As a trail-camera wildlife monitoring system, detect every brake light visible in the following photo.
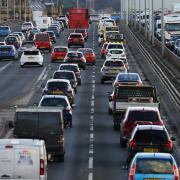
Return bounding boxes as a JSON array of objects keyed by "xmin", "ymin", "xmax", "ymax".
[
  {"xmin": 136, "ymin": 80, "xmax": 142, "ymax": 85},
  {"xmin": 129, "ymin": 140, "xmax": 137, "ymax": 149},
  {"xmin": 114, "ymin": 81, "xmax": 120, "ymax": 86},
  {"xmin": 173, "ymin": 164, "xmax": 179, "ymax": 180},
  {"xmin": 5, "ymin": 145, "xmax": 13, "ymax": 148},
  {"xmin": 165, "ymin": 140, "xmax": 173, "ymax": 150},
  {"xmin": 40, "ymin": 159, "xmax": 45, "ymax": 175},
  {"xmin": 63, "ymin": 107, "xmax": 71, "ymax": 113},
  {"xmin": 105, "ymin": 50, "xmax": 108, "ymax": 55},
  {"xmin": 75, "ymin": 72, "xmax": 80, "ymax": 77},
  {"xmin": 129, "ymin": 164, "xmax": 136, "ymax": 180},
  {"xmin": 112, "ymin": 95, "xmax": 116, "ymax": 101},
  {"xmin": 59, "ymin": 135, "xmax": 64, "ymax": 145},
  {"xmin": 80, "ymin": 38, "xmax": 84, "ymax": 42}
]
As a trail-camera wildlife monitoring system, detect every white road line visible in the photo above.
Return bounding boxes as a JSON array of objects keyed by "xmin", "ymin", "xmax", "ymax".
[
  {"xmin": 91, "ymin": 100, "xmax": 94, "ymax": 107},
  {"xmin": 90, "ymin": 133, "xmax": 94, "ymax": 139},
  {"xmin": 92, "ymin": 84, "xmax": 95, "ymax": 89},
  {"xmin": 0, "ymin": 61, "xmax": 12, "ymax": 73},
  {"xmin": 91, "ymin": 95, "xmax": 94, "ymax": 100},
  {"xmin": 88, "ymin": 173, "xmax": 93, "ymax": 180},
  {"xmin": 88, "ymin": 157, "xmax": 93, "ymax": 169},
  {"xmin": 90, "ymin": 115, "xmax": 94, "ymax": 120},
  {"xmin": 35, "ymin": 67, "xmax": 47, "ymax": 85},
  {"xmin": 89, "ymin": 150, "xmax": 94, "ymax": 154},
  {"xmin": 90, "ymin": 126, "xmax": 94, "ymax": 131},
  {"xmin": 92, "ymin": 80, "xmax": 95, "ymax": 84},
  {"xmin": 90, "ymin": 108, "xmax": 94, "ymax": 114}
]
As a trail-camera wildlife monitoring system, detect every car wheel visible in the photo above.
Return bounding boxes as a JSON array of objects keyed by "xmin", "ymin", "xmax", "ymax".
[
  {"xmin": 49, "ymin": 49, "xmax": 52, "ymax": 53},
  {"xmin": 20, "ymin": 64, "xmax": 24, "ymax": 68},
  {"xmin": 83, "ymin": 66, "xmax": 86, "ymax": 70},
  {"xmin": 101, "ymin": 79, "xmax": 104, "ymax": 84},
  {"xmin": 74, "ymin": 87, "xmax": 77, "ymax": 94},
  {"xmin": 56, "ymin": 154, "xmax": 64, "ymax": 162},
  {"xmin": 68, "ymin": 44, "xmax": 70, "ymax": 48},
  {"xmin": 78, "ymin": 80, "xmax": 81, "ymax": 86},
  {"xmin": 108, "ymin": 108, "xmax": 112, "ymax": 115},
  {"xmin": 120, "ymin": 136, "xmax": 127, "ymax": 148},
  {"xmin": 69, "ymin": 120, "xmax": 72, "ymax": 128},
  {"xmin": 113, "ymin": 123, "xmax": 119, "ymax": 131},
  {"xmin": 82, "ymin": 45, "xmax": 84, "ymax": 48}
]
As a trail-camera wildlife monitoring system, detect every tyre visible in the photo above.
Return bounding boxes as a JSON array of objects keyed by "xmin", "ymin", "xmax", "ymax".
[
  {"xmin": 69, "ymin": 120, "xmax": 72, "ymax": 128},
  {"xmin": 20, "ymin": 64, "xmax": 24, "ymax": 68},
  {"xmin": 108, "ymin": 108, "xmax": 112, "ymax": 115},
  {"xmin": 78, "ymin": 80, "xmax": 81, "ymax": 86},
  {"xmin": 82, "ymin": 45, "xmax": 84, "ymax": 48},
  {"xmin": 101, "ymin": 79, "xmax": 104, "ymax": 84},
  {"xmin": 113, "ymin": 123, "xmax": 119, "ymax": 131},
  {"xmin": 49, "ymin": 49, "xmax": 52, "ymax": 53},
  {"xmin": 68, "ymin": 44, "xmax": 70, "ymax": 48},
  {"xmin": 120, "ymin": 136, "xmax": 127, "ymax": 148},
  {"xmin": 83, "ymin": 66, "xmax": 86, "ymax": 70}
]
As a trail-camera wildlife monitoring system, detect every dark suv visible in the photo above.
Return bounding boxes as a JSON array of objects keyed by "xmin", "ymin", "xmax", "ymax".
[{"xmin": 68, "ymin": 33, "xmax": 84, "ymax": 48}]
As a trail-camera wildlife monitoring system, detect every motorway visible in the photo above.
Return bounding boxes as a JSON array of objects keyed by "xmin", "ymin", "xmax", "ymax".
[{"xmin": 0, "ymin": 22, "xmax": 180, "ymax": 180}]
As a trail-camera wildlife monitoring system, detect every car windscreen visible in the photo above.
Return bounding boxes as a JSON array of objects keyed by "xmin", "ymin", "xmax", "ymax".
[
  {"xmin": 48, "ymin": 26, "xmax": 58, "ymax": 30},
  {"xmin": 75, "ymin": 29, "xmax": 85, "ymax": 33},
  {"xmin": 0, "ymin": 47, "xmax": 12, "ymax": 52},
  {"xmin": 35, "ymin": 34, "xmax": 49, "ymax": 41},
  {"xmin": 118, "ymin": 74, "xmax": 139, "ymax": 81},
  {"xmin": 108, "ymin": 44, "xmax": 123, "ymax": 49},
  {"xmin": 54, "ymin": 48, "xmax": 67, "ymax": 52},
  {"xmin": 136, "ymin": 158, "xmax": 174, "ymax": 174},
  {"xmin": 134, "ymin": 130, "xmax": 168, "ymax": 144},
  {"xmin": 41, "ymin": 98, "xmax": 68, "ymax": 107},
  {"xmin": 53, "ymin": 72, "xmax": 74, "ymax": 80},
  {"xmin": 127, "ymin": 111, "xmax": 160, "ymax": 122},
  {"xmin": 104, "ymin": 61, "xmax": 124, "ymax": 67},
  {"xmin": 47, "ymin": 82, "xmax": 68, "ymax": 91},
  {"xmin": 70, "ymin": 34, "xmax": 82, "ymax": 38},
  {"xmin": 24, "ymin": 51, "xmax": 39, "ymax": 55},
  {"xmin": 109, "ymin": 49, "xmax": 123, "ymax": 54},
  {"xmin": 59, "ymin": 65, "xmax": 78, "ymax": 72},
  {"xmin": 67, "ymin": 52, "xmax": 82, "ymax": 58},
  {"xmin": 0, "ymin": 26, "xmax": 9, "ymax": 30},
  {"xmin": 22, "ymin": 42, "xmax": 35, "ymax": 48}
]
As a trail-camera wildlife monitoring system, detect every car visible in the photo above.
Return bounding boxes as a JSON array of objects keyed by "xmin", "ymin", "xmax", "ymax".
[
  {"xmin": 68, "ymin": 33, "xmax": 84, "ymax": 48},
  {"xmin": 38, "ymin": 95, "xmax": 73, "ymax": 128},
  {"xmin": 74, "ymin": 29, "xmax": 88, "ymax": 41},
  {"xmin": 0, "ymin": 45, "xmax": 18, "ymax": 60},
  {"xmin": 20, "ymin": 49, "xmax": 43, "ymax": 67},
  {"xmin": 8, "ymin": 34, "xmax": 22, "ymax": 46},
  {"xmin": 42, "ymin": 79, "xmax": 75, "ymax": 105},
  {"xmin": 5, "ymin": 36, "xmax": 21, "ymax": 49},
  {"xmin": 18, "ymin": 41, "xmax": 36, "ymax": 58},
  {"xmin": 165, "ymin": 35, "xmax": 180, "ymax": 50},
  {"xmin": 128, "ymin": 153, "xmax": 179, "ymax": 180},
  {"xmin": 113, "ymin": 73, "xmax": 142, "ymax": 87},
  {"xmin": 45, "ymin": 31, "xmax": 57, "ymax": 43},
  {"xmin": 52, "ymin": 70, "xmax": 78, "ymax": 93},
  {"xmin": 51, "ymin": 46, "xmax": 68, "ymax": 63},
  {"xmin": 120, "ymin": 106, "xmax": 164, "ymax": 147},
  {"xmin": 106, "ymin": 48, "xmax": 126, "ymax": 61},
  {"xmin": 174, "ymin": 38, "xmax": 180, "ymax": 55},
  {"xmin": 52, "ymin": 22, "xmax": 63, "ymax": 32},
  {"xmin": 105, "ymin": 42, "xmax": 125, "ymax": 55},
  {"xmin": 11, "ymin": 32, "xmax": 25, "ymax": 41},
  {"xmin": 57, "ymin": 18, "xmax": 68, "ymax": 28},
  {"xmin": 0, "ymin": 42, "xmax": 6, "ymax": 46},
  {"xmin": 77, "ymin": 48, "xmax": 96, "ymax": 65},
  {"xmin": 0, "ymin": 26, "xmax": 11, "ymax": 36},
  {"xmin": 127, "ymin": 125, "xmax": 175, "ymax": 164},
  {"xmin": 47, "ymin": 26, "xmax": 60, "ymax": 37},
  {"xmin": 34, "ymin": 33, "xmax": 52, "ymax": 52},
  {"xmin": 98, "ymin": 33, "xmax": 104, "ymax": 45},
  {"xmin": 100, "ymin": 60, "xmax": 127, "ymax": 84},
  {"xmin": 26, "ymin": 29, "xmax": 41, "ymax": 41},
  {"xmin": 58, "ymin": 21, "xmax": 65, "ymax": 30},
  {"xmin": 101, "ymin": 42, "xmax": 108, "ymax": 58},
  {"xmin": 21, "ymin": 21, "xmax": 34, "ymax": 32},
  {"xmin": 59, "ymin": 64, "xmax": 81, "ymax": 85},
  {"xmin": 64, "ymin": 51, "xmax": 86, "ymax": 70}
]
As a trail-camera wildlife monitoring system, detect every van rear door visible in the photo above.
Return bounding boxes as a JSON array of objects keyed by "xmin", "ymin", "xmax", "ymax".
[{"xmin": 14, "ymin": 147, "xmax": 39, "ymax": 179}]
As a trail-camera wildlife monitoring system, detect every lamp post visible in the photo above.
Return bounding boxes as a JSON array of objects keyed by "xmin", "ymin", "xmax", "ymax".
[
  {"xmin": 151, "ymin": 0, "xmax": 154, "ymax": 45},
  {"xmin": 7, "ymin": 0, "xmax": 9, "ymax": 20},
  {"xmin": 161, "ymin": 0, "xmax": 165, "ymax": 57}
]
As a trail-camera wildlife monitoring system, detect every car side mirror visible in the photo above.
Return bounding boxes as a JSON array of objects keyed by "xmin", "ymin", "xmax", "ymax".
[{"xmin": 171, "ymin": 137, "xmax": 176, "ymax": 141}]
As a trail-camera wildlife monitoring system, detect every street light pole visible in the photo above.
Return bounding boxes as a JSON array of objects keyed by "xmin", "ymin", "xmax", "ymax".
[
  {"xmin": 139, "ymin": 0, "xmax": 141, "ymax": 32},
  {"xmin": 13, "ymin": 0, "xmax": 15, "ymax": 20},
  {"xmin": 145, "ymin": 0, "xmax": 147, "ymax": 38},
  {"xmin": 161, "ymin": 0, "xmax": 165, "ymax": 57},
  {"xmin": 151, "ymin": 0, "xmax": 154, "ymax": 45},
  {"xmin": 7, "ymin": 0, "xmax": 9, "ymax": 20}
]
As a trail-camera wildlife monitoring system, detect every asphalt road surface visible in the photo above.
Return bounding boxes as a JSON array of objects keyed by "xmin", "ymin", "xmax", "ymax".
[{"xmin": 0, "ymin": 22, "xmax": 180, "ymax": 180}]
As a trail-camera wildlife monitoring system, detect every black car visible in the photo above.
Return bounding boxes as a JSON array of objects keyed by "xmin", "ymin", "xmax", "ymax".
[{"xmin": 45, "ymin": 31, "xmax": 57, "ymax": 43}]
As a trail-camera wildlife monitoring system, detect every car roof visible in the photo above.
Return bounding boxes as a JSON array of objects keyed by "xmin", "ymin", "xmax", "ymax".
[
  {"xmin": 134, "ymin": 125, "xmax": 165, "ymax": 131},
  {"xmin": 54, "ymin": 70, "xmax": 75, "ymax": 74},
  {"xmin": 68, "ymin": 51, "xmax": 83, "ymax": 54},
  {"xmin": 54, "ymin": 46, "xmax": 68, "ymax": 49},
  {"xmin": 41, "ymin": 95, "xmax": 68, "ymax": 100},
  {"xmin": 126, "ymin": 106, "xmax": 159, "ymax": 112},
  {"xmin": 134, "ymin": 152, "xmax": 174, "ymax": 159},
  {"xmin": 60, "ymin": 63, "xmax": 78, "ymax": 67},
  {"xmin": 47, "ymin": 79, "xmax": 70, "ymax": 83},
  {"xmin": 70, "ymin": 33, "xmax": 83, "ymax": 36},
  {"xmin": 0, "ymin": 45, "xmax": 14, "ymax": 48}
]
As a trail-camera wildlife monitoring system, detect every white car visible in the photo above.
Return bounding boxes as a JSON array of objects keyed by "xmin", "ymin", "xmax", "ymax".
[
  {"xmin": 12, "ymin": 32, "xmax": 25, "ymax": 41},
  {"xmin": 106, "ymin": 48, "xmax": 126, "ymax": 60},
  {"xmin": 98, "ymin": 33, "xmax": 104, "ymax": 45},
  {"xmin": 20, "ymin": 49, "xmax": 43, "ymax": 67},
  {"xmin": 21, "ymin": 21, "xmax": 34, "ymax": 32}
]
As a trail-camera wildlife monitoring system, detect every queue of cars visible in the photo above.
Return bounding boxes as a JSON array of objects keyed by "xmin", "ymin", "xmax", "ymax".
[{"xmin": 97, "ymin": 14, "xmax": 179, "ymax": 179}]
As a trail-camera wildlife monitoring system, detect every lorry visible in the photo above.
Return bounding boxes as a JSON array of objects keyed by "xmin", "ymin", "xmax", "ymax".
[
  {"xmin": 109, "ymin": 85, "xmax": 160, "ymax": 130},
  {"xmin": 13, "ymin": 106, "xmax": 65, "ymax": 162},
  {"xmin": 35, "ymin": 16, "xmax": 53, "ymax": 31},
  {"xmin": 69, "ymin": 8, "xmax": 89, "ymax": 29},
  {"xmin": 0, "ymin": 139, "xmax": 47, "ymax": 179}
]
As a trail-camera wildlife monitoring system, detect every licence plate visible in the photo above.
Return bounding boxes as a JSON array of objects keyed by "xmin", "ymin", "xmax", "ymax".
[
  {"xmin": 52, "ymin": 91, "xmax": 64, "ymax": 95},
  {"xmin": 111, "ymin": 70, "xmax": 119, "ymax": 73},
  {"xmin": 144, "ymin": 148, "xmax": 159, "ymax": 152}
]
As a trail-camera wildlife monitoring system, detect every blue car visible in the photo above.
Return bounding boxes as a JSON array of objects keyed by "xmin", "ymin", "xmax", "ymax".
[
  {"xmin": 47, "ymin": 26, "xmax": 60, "ymax": 37},
  {"xmin": 0, "ymin": 26, "xmax": 11, "ymax": 36},
  {"xmin": 0, "ymin": 45, "xmax": 18, "ymax": 60},
  {"xmin": 128, "ymin": 153, "xmax": 179, "ymax": 180}
]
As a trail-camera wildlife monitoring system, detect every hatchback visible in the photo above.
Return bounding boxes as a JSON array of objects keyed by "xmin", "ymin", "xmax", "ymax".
[
  {"xmin": 106, "ymin": 48, "xmax": 126, "ymax": 61},
  {"xmin": 74, "ymin": 29, "xmax": 88, "ymax": 41},
  {"xmin": 0, "ymin": 45, "xmax": 18, "ymax": 60},
  {"xmin": 64, "ymin": 51, "xmax": 86, "ymax": 70},
  {"xmin": 128, "ymin": 153, "xmax": 179, "ymax": 180},
  {"xmin": 45, "ymin": 31, "xmax": 56, "ymax": 43},
  {"xmin": 47, "ymin": 26, "xmax": 60, "ymax": 37},
  {"xmin": 38, "ymin": 95, "xmax": 73, "ymax": 128},
  {"xmin": 105, "ymin": 42, "xmax": 125, "ymax": 55},
  {"xmin": 51, "ymin": 46, "xmax": 68, "ymax": 63},
  {"xmin": 5, "ymin": 36, "xmax": 20, "ymax": 49},
  {"xmin": 59, "ymin": 64, "xmax": 81, "ymax": 85},
  {"xmin": 68, "ymin": 33, "xmax": 84, "ymax": 48},
  {"xmin": 0, "ymin": 26, "xmax": 11, "ymax": 36}
]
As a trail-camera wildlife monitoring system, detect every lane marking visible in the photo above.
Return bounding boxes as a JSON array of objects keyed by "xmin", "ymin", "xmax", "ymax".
[
  {"xmin": 35, "ymin": 67, "xmax": 47, "ymax": 85},
  {"xmin": 90, "ymin": 133, "xmax": 94, "ymax": 139},
  {"xmin": 0, "ymin": 61, "xmax": 13, "ymax": 73},
  {"xmin": 91, "ymin": 100, "xmax": 94, "ymax": 107},
  {"xmin": 91, "ymin": 94, "xmax": 94, "ymax": 100},
  {"xmin": 90, "ymin": 108, "xmax": 94, "ymax": 114},
  {"xmin": 90, "ymin": 126, "xmax": 94, "ymax": 131},
  {"xmin": 89, "ymin": 150, "xmax": 94, "ymax": 154},
  {"xmin": 88, "ymin": 173, "xmax": 93, "ymax": 180},
  {"xmin": 88, "ymin": 157, "xmax": 93, "ymax": 169}
]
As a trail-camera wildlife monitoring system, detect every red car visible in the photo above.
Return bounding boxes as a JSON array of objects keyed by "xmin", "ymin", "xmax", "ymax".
[
  {"xmin": 51, "ymin": 46, "xmax": 68, "ymax": 63},
  {"xmin": 77, "ymin": 48, "xmax": 96, "ymax": 65},
  {"xmin": 68, "ymin": 33, "xmax": 84, "ymax": 48},
  {"xmin": 101, "ymin": 42, "xmax": 108, "ymax": 59},
  {"xmin": 74, "ymin": 29, "xmax": 88, "ymax": 41},
  {"xmin": 34, "ymin": 33, "xmax": 52, "ymax": 52},
  {"xmin": 120, "ymin": 106, "xmax": 164, "ymax": 148}
]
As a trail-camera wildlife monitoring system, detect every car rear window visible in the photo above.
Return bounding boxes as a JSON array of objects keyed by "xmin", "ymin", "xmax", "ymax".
[
  {"xmin": 118, "ymin": 74, "xmax": 139, "ymax": 81},
  {"xmin": 0, "ymin": 26, "xmax": 9, "ymax": 30},
  {"xmin": 0, "ymin": 47, "xmax": 12, "ymax": 52},
  {"xmin": 46, "ymin": 32, "xmax": 54, "ymax": 36},
  {"xmin": 35, "ymin": 34, "xmax": 49, "ymax": 41},
  {"xmin": 67, "ymin": 52, "xmax": 82, "ymax": 58},
  {"xmin": 75, "ymin": 29, "xmax": 85, "ymax": 33},
  {"xmin": 108, "ymin": 44, "xmax": 123, "ymax": 49},
  {"xmin": 104, "ymin": 61, "xmax": 124, "ymax": 67},
  {"xmin": 47, "ymin": 82, "xmax": 68, "ymax": 91},
  {"xmin": 53, "ymin": 72, "xmax": 74, "ymax": 80},
  {"xmin": 136, "ymin": 158, "xmax": 174, "ymax": 174},
  {"xmin": 41, "ymin": 98, "xmax": 68, "ymax": 107},
  {"xmin": 6, "ymin": 37, "xmax": 16, "ymax": 41},
  {"xmin": 24, "ymin": 51, "xmax": 39, "ymax": 55},
  {"xmin": 48, "ymin": 26, "xmax": 58, "ymax": 30},
  {"xmin": 70, "ymin": 34, "xmax": 82, "ymax": 38},
  {"xmin": 127, "ymin": 111, "xmax": 160, "ymax": 122},
  {"xmin": 59, "ymin": 65, "xmax": 78, "ymax": 72},
  {"xmin": 109, "ymin": 49, "xmax": 123, "ymax": 54},
  {"xmin": 133, "ymin": 130, "xmax": 168, "ymax": 144},
  {"xmin": 54, "ymin": 48, "xmax": 67, "ymax": 52},
  {"xmin": 22, "ymin": 42, "xmax": 35, "ymax": 48},
  {"xmin": 23, "ymin": 23, "xmax": 32, "ymax": 26}
]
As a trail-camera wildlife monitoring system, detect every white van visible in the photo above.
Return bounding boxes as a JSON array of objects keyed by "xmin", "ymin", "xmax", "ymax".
[
  {"xmin": 35, "ymin": 16, "xmax": 53, "ymax": 31},
  {"xmin": 0, "ymin": 139, "xmax": 47, "ymax": 180}
]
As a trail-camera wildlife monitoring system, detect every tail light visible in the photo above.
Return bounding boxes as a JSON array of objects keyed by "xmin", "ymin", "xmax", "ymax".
[
  {"xmin": 59, "ymin": 135, "xmax": 64, "ymax": 145},
  {"xmin": 129, "ymin": 164, "xmax": 136, "ymax": 180},
  {"xmin": 123, "ymin": 123, "xmax": 133, "ymax": 137},
  {"xmin": 80, "ymin": 57, "xmax": 85, "ymax": 61},
  {"xmin": 80, "ymin": 38, "xmax": 84, "ymax": 42},
  {"xmin": 101, "ymin": 49, "xmax": 105, "ymax": 54},
  {"xmin": 129, "ymin": 140, "xmax": 137, "ymax": 149},
  {"xmin": 105, "ymin": 50, "xmax": 108, "ymax": 55},
  {"xmin": 40, "ymin": 159, "xmax": 45, "ymax": 175},
  {"xmin": 114, "ymin": 81, "xmax": 121, "ymax": 86},
  {"xmin": 136, "ymin": 80, "xmax": 142, "ymax": 85},
  {"xmin": 111, "ymin": 95, "xmax": 116, "ymax": 101},
  {"xmin": 75, "ymin": 72, "xmax": 80, "ymax": 77},
  {"xmin": 63, "ymin": 107, "xmax": 71, "ymax": 113},
  {"xmin": 165, "ymin": 140, "xmax": 173, "ymax": 150},
  {"xmin": 68, "ymin": 38, "xmax": 73, "ymax": 42},
  {"xmin": 173, "ymin": 164, "xmax": 179, "ymax": 180}
]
